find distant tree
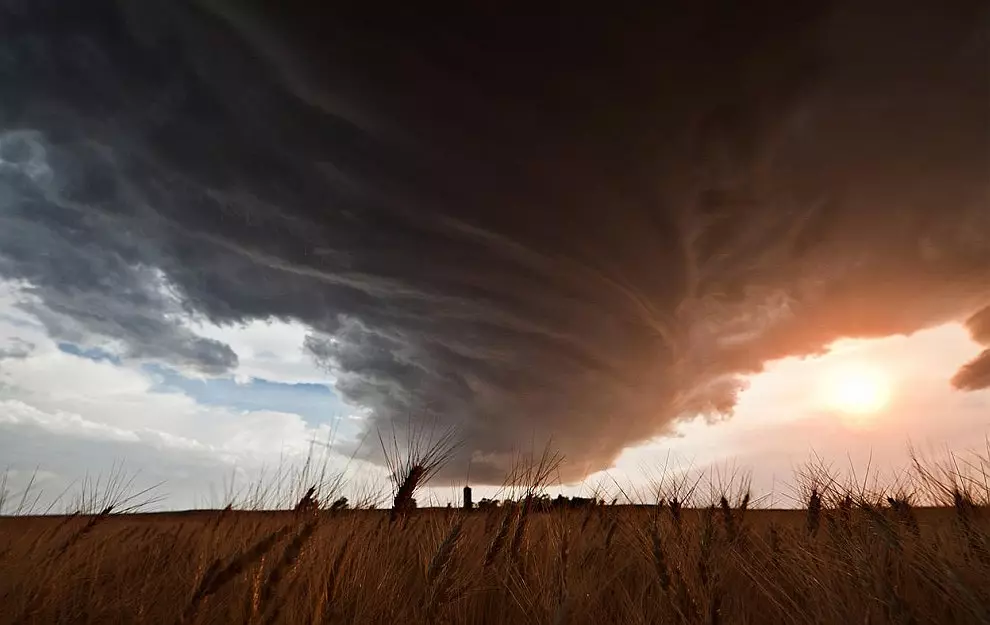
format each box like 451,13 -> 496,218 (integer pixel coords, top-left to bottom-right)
549,495 -> 598,510
329,496 -> 349,511
530,493 -> 552,512
570,496 -> 596,508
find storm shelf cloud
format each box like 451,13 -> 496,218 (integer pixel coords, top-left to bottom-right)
0,0 -> 987,482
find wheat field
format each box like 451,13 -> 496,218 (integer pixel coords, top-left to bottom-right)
1,454 -> 989,625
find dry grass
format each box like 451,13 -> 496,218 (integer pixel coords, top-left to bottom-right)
0,498 -> 987,623
1,447 -> 989,624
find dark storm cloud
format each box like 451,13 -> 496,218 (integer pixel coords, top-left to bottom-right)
0,1 -> 987,482
0,129 -> 237,374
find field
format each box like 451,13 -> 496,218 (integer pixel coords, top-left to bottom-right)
1,483 -> 989,624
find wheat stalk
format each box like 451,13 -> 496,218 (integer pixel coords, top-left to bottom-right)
179,525 -> 292,624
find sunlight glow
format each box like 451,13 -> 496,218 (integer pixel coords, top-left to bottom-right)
822,364 -> 892,416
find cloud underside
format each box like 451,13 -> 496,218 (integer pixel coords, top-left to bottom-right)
952,349 -> 990,392
1,1 -> 988,482
953,307 -> 990,391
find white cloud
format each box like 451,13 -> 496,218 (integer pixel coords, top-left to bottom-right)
186,316 -> 332,385
0,399 -> 141,443
0,289 -> 369,510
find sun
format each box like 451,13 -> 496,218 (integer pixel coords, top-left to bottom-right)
822,364 -> 892,416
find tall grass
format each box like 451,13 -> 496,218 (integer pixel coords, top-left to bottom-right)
0,445 -> 988,624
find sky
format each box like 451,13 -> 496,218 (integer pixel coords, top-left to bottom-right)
0,1 -> 988,510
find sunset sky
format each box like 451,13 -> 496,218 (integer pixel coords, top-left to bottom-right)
1,1 -> 988,510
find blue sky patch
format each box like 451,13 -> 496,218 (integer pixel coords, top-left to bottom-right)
57,342 -> 123,365
143,363 -> 351,426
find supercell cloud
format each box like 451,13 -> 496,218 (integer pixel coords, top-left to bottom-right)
0,1 -> 987,481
